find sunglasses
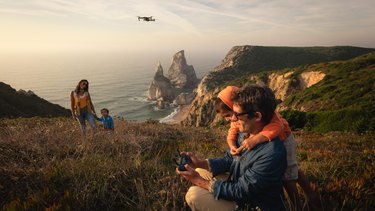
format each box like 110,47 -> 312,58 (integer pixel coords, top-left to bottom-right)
232,111 -> 255,121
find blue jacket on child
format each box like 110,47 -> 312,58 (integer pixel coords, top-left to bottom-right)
97,116 -> 114,129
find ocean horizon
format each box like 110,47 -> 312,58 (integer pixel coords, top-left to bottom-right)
0,50 -> 223,121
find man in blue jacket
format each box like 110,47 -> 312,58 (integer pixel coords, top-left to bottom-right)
177,84 -> 287,210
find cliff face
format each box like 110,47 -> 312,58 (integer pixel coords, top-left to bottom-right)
168,50 -> 197,88
0,82 -> 70,118
147,62 -> 174,102
183,46 -> 375,127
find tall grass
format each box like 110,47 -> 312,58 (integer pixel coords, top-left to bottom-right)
0,118 -> 373,210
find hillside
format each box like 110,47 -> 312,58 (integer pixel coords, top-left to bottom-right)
224,52 -> 375,132
279,52 -> 375,111
182,46 -> 374,127
0,118 -> 373,210
0,82 -> 70,118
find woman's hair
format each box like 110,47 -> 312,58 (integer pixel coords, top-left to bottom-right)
74,79 -> 89,93
214,97 -> 232,113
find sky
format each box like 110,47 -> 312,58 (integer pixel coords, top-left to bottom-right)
1,0 -> 375,55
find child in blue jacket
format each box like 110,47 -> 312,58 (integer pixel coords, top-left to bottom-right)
96,108 -> 114,130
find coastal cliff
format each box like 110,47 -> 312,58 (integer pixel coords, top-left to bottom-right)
0,82 -> 70,118
183,46 -> 375,127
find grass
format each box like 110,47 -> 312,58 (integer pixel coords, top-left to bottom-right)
0,118 -> 374,210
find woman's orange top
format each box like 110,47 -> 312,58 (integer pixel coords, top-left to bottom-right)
72,91 -> 92,115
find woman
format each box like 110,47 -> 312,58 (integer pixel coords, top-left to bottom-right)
70,79 -> 97,134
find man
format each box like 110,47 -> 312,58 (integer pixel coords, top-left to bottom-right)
177,84 -> 287,210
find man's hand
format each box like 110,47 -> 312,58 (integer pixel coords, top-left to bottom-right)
176,164 -> 209,190
182,152 -> 207,169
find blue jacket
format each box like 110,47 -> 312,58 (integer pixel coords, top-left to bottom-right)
208,133 -> 286,210
97,116 -> 114,129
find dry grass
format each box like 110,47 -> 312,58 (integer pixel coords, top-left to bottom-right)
0,118 -> 373,210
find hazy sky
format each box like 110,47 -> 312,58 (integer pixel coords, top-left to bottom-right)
1,0 -> 374,54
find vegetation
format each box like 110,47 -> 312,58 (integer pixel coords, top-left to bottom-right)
283,52 -> 375,111
1,118 -> 374,210
281,107 -> 375,133
222,52 -> 375,133
205,46 -> 374,92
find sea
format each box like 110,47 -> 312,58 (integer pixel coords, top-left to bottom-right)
0,51 -> 223,121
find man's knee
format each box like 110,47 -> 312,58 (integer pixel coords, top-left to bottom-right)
185,186 -> 200,206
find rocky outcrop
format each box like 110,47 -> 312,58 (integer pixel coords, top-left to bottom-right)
147,62 -> 174,102
0,82 -> 70,118
268,72 -> 294,101
173,92 -> 196,106
298,71 -> 326,89
183,45 -> 374,127
168,50 -> 197,88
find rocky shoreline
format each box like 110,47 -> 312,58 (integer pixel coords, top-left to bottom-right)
159,104 -> 191,125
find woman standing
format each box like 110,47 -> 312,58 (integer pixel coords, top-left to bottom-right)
70,79 -> 97,134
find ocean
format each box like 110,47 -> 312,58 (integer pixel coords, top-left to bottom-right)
0,51 -> 222,121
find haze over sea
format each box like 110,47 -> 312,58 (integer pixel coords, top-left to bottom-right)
0,50 -> 222,121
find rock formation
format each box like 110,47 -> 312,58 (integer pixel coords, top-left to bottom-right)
168,50 -> 197,88
147,62 -> 175,103
173,92 -> 196,106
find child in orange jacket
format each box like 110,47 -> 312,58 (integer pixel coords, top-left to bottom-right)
215,86 -> 319,208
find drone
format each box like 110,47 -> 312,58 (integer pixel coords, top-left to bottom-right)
137,16 -> 155,22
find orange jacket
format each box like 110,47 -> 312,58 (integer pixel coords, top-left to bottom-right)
227,112 -> 291,143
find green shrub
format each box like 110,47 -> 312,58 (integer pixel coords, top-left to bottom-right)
280,109 -> 307,130
305,109 -> 372,133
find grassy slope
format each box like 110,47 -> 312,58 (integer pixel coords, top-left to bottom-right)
283,52 -> 375,111
1,118 -> 374,210
206,46 -> 374,92
227,52 -> 375,132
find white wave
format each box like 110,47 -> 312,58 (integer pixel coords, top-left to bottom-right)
159,107 -> 179,123
129,96 -> 150,103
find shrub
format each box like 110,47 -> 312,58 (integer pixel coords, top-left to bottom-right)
280,109 -> 307,130
305,109 -> 372,133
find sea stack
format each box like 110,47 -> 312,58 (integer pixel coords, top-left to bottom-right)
147,62 -> 174,102
168,50 -> 197,88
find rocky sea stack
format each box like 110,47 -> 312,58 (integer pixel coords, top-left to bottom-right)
147,50 -> 198,109
147,62 -> 175,102
167,50 -> 198,89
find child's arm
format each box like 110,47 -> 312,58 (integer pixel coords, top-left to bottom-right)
239,112 -> 284,152
227,121 -> 239,155
238,134 -> 269,153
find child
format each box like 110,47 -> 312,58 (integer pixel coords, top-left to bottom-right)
96,108 -> 114,131
215,86 -> 319,208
